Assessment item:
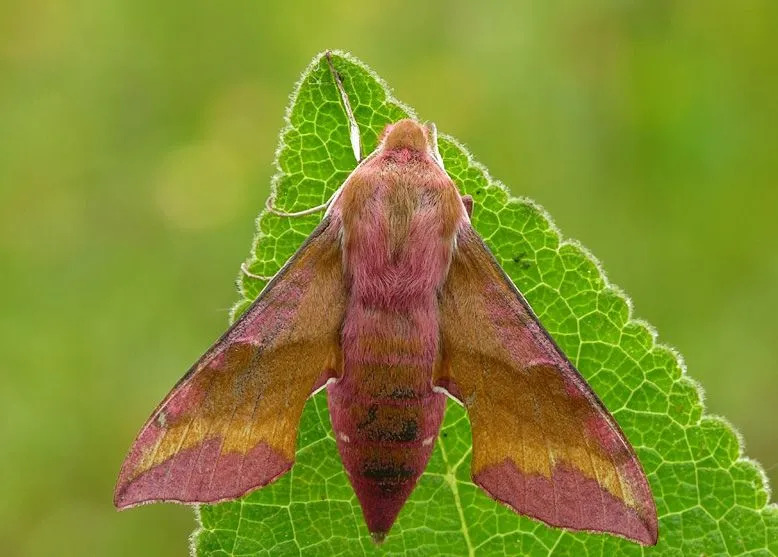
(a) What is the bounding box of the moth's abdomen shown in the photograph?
[327,304,446,538]
[328,386,445,524]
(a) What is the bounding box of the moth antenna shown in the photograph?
[240,262,273,281]
[264,195,329,217]
[326,51,362,162]
[265,52,360,218]
[427,122,446,170]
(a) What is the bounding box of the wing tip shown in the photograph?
[638,521,659,546]
[113,487,129,511]
[113,487,157,511]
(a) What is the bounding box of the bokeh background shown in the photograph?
[1,2,776,555]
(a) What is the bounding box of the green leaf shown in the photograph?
[192,52,777,556]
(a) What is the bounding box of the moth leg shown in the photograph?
[461,194,473,216]
[240,262,273,281]
[326,51,362,162]
[264,195,329,217]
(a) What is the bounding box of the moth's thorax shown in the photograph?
[337,149,464,304]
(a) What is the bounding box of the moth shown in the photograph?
[115,54,658,546]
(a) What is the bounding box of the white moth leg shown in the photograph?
[326,51,362,163]
[240,262,273,281]
[264,196,329,217]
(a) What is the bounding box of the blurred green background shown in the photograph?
[1,1,776,555]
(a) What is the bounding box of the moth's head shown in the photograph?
[379,119,446,169]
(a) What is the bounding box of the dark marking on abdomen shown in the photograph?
[362,460,416,481]
[361,458,418,495]
[389,386,418,400]
[354,403,421,443]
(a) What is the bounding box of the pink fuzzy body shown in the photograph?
[326,126,466,536]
